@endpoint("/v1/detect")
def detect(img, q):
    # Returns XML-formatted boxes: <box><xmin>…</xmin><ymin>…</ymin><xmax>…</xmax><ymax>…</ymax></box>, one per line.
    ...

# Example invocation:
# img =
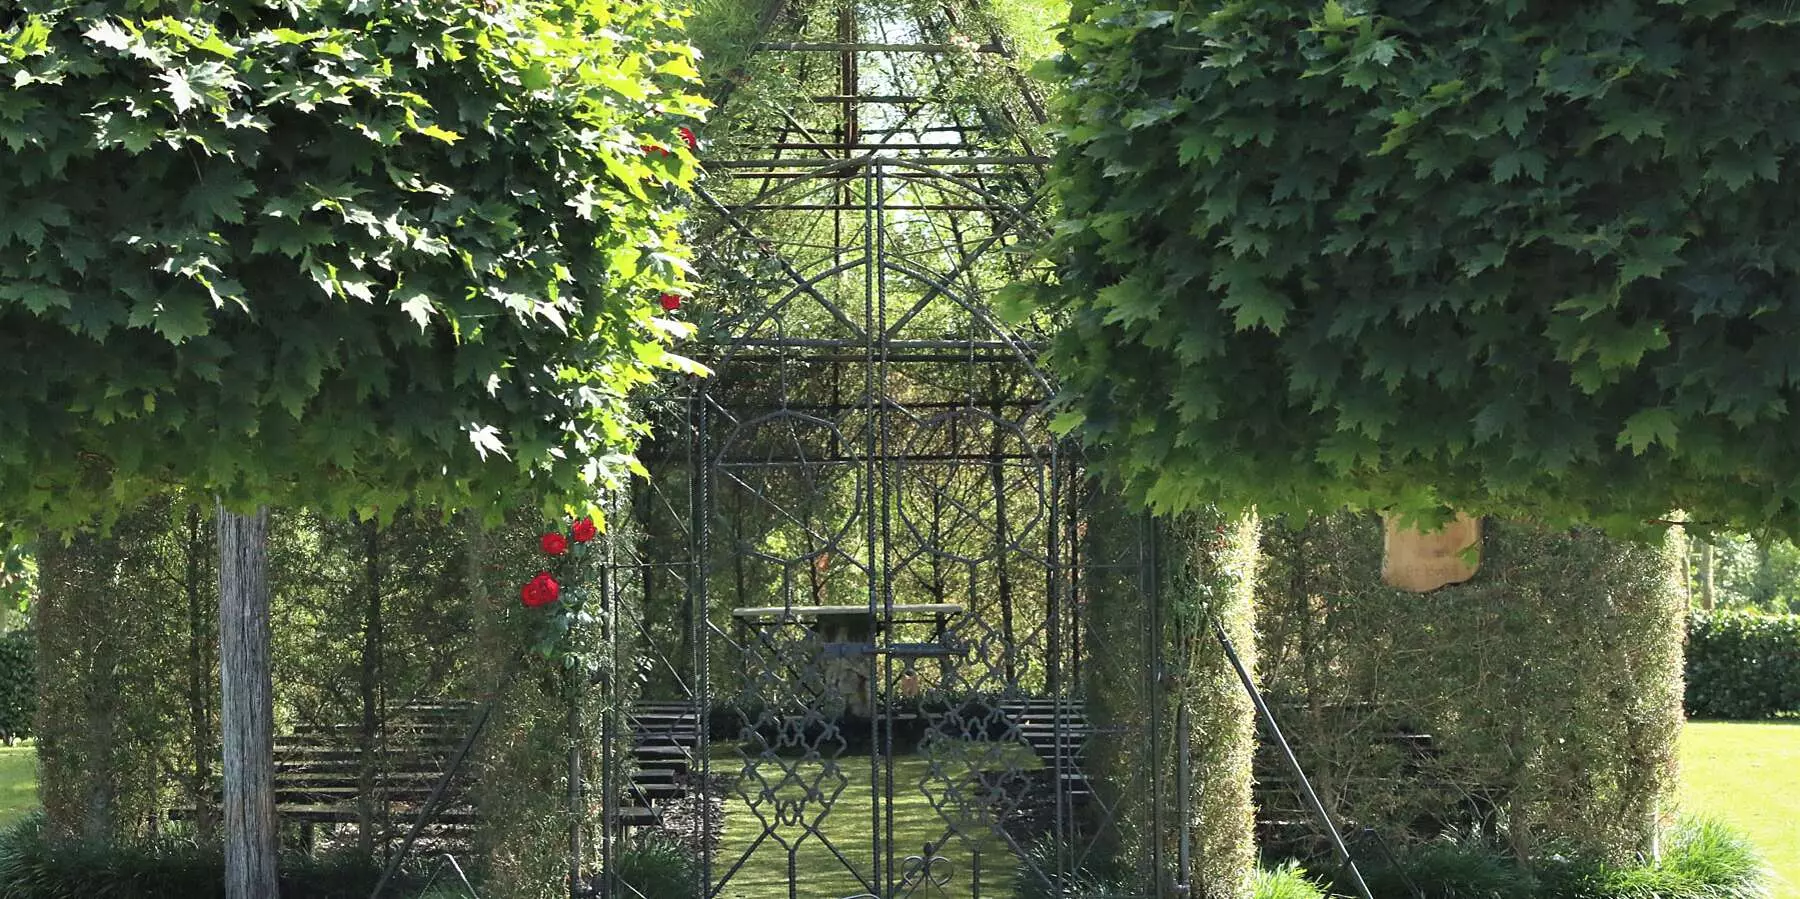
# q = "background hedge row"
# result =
<box><xmin>1685</xmin><ymin>609</ymin><xmax>1800</xmax><ymax>720</ymax></box>
<box><xmin>0</xmin><ymin>631</ymin><xmax>28</xmax><ymax>744</ymax></box>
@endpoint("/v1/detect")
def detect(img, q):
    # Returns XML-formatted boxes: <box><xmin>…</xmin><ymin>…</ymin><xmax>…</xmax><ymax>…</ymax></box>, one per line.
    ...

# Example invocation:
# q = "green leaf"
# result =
<box><xmin>1617</xmin><ymin>408</ymin><xmax>1679</xmax><ymax>455</ymax></box>
<box><xmin>157</xmin><ymin>70</ymin><xmax>201</xmax><ymax>113</ymax></box>
<box><xmin>83</xmin><ymin>20</ymin><xmax>132</xmax><ymax>51</ymax></box>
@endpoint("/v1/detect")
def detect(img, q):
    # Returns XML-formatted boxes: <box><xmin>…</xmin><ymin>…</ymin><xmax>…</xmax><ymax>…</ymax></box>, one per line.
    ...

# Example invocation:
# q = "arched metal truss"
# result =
<box><xmin>596</xmin><ymin>4</ymin><xmax>1177</xmax><ymax>898</ymax></box>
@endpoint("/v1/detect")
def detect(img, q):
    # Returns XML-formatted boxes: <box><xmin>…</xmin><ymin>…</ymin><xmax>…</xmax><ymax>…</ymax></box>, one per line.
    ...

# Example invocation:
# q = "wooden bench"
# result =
<box><xmin>173</xmin><ymin>701</ymin><xmax>481</xmax><ymax>847</ymax></box>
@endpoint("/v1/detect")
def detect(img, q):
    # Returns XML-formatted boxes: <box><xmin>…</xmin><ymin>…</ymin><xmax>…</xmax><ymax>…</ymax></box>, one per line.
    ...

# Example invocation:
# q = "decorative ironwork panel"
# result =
<box><xmin>598</xmin><ymin>4</ymin><xmax>1173</xmax><ymax>898</ymax></box>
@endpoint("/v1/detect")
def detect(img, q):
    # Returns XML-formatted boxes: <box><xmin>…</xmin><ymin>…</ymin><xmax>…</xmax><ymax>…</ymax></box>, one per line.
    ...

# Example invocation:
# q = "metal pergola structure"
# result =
<box><xmin>591</xmin><ymin>3</ymin><xmax>1181</xmax><ymax>899</ymax></box>
<box><xmin>374</xmin><ymin>5</ymin><xmax>1382</xmax><ymax>898</ymax></box>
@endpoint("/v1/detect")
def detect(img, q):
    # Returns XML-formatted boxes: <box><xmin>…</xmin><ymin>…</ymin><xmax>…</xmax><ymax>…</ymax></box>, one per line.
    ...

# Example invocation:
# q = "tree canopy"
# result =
<box><xmin>1025</xmin><ymin>0</ymin><xmax>1800</xmax><ymax>537</ymax></box>
<box><xmin>0</xmin><ymin>0</ymin><xmax>705</xmax><ymax>534</ymax></box>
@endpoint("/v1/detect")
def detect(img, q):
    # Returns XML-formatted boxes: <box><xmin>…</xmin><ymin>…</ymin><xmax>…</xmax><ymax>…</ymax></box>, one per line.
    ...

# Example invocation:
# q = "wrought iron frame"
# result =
<box><xmin>366</xmin><ymin>7</ymin><xmax>1403</xmax><ymax>899</ymax></box>
<box><xmin>594</xmin><ymin>3</ymin><xmax>1178</xmax><ymax>899</ymax></box>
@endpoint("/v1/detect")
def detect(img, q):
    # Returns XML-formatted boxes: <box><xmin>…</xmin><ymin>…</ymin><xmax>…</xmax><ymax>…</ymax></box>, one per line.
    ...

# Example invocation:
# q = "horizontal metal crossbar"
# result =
<box><xmin>709</xmin><ymin>154</ymin><xmax>1051</xmax><ymax>169</ymax></box>
<box><xmin>714</xmin><ymin>337</ymin><xmax>1045</xmax><ymax>351</ymax></box>
<box><xmin>756</xmin><ymin>41</ymin><xmax>1004</xmax><ymax>53</ymax></box>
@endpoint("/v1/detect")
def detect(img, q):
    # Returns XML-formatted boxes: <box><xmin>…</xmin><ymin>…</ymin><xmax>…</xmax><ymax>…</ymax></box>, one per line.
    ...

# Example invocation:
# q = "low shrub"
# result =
<box><xmin>1010</xmin><ymin>839</ymin><xmax>1133</xmax><ymax>899</ymax></box>
<box><xmin>1319</xmin><ymin>818</ymin><xmax>1769</xmax><ymax>899</ymax></box>
<box><xmin>1539</xmin><ymin>818</ymin><xmax>1769</xmax><ymax>899</ymax></box>
<box><xmin>1686</xmin><ymin>611</ymin><xmax>1800</xmax><ymax>720</ymax></box>
<box><xmin>1254</xmin><ymin>862</ymin><xmax>1332</xmax><ymax>899</ymax></box>
<box><xmin>1358</xmin><ymin>838</ymin><xmax>1540</xmax><ymax>899</ymax></box>
<box><xmin>605</xmin><ymin>835</ymin><xmax>703</xmax><ymax>899</ymax></box>
<box><xmin>0</xmin><ymin>814</ymin><xmax>436</xmax><ymax>898</ymax></box>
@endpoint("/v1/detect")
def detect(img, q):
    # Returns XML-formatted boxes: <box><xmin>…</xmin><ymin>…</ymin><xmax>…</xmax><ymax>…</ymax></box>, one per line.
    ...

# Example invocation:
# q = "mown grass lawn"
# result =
<box><xmin>711</xmin><ymin>742</ymin><xmax>1048</xmax><ymax>899</ymax></box>
<box><xmin>0</xmin><ymin>745</ymin><xmax>33</xmax><ymax>828</ymax></box>
<box><xmin>1679</xmin><ymin>720</ymin><xmax>1800</xmax><ymax>899</ymax></box>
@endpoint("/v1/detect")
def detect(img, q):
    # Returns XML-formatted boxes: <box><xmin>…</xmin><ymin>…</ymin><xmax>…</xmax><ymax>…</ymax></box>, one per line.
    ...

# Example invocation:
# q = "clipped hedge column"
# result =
<box><xmin>1084</xmin><ymin>491</ymin><xmax>1259</xmax><ymax>898</ymax></box>
<box><xmin>1163</xmin><ymin>512</ymin><xmax>1261</xmax><ymax>899</ymax></box>
<box><xmin>1256</xmin><ymin>515</ymin><xmax>1685</xmax><ymax>864</ymax></box>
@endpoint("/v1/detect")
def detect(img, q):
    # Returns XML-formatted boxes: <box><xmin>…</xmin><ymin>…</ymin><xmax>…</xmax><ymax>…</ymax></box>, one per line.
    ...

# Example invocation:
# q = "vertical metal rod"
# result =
<box><xmin>1175</xmin><ymin>700</ymin><xmax>1192</xmax><ymax>897</ymax></box>
<box><xmin>598</xmin><ymin>538</ymin><xmax>618</xmax><ymax>899</ymax></box>
<box><xmin>693</xmin><ymin>382</ymin><xmax>715</xmax><ymax>897</ymax></box>
<box><xmin>856</xmin><ymin>44</ymin><xmax>887</xmax><ymax>895</ymax></box>
<box><xmin>1144</xmin><ymin>514</ymin><xmax>1168</xmax><ymax>898</ymax></box>
<box><xmin>1045</xmin><ymin>452</ymin><xmax>1067</xmax><ymax>883</ymax></box>
<box><xmin>1206</xmin><ymin>613</ymin><xmax>1377</xmax><ymax>899</ymax></box>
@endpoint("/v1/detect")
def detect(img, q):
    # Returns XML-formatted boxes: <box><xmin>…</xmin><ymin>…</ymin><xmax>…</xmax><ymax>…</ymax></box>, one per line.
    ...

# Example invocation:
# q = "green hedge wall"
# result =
<box><xmin>0</xmin><ymin>630</ymin><xmax>30</xmax><ymax>743</ymax></box>
<box><xmin>1255</xmin><ymin>514</ymin><xmax>1686</xmax><ymax>865</ymax></box>
<box><xmin>1685</xmin><ymin>610</ymin><xmax>1800</xmax><ymax>720</ymax></box>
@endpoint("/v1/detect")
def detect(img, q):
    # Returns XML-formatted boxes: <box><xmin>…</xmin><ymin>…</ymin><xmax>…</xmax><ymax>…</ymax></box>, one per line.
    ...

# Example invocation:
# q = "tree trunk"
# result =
<box><xmin>218</xmin><ymin>503</ymin><xmax>278</xmax><ymax>899</ymax></box>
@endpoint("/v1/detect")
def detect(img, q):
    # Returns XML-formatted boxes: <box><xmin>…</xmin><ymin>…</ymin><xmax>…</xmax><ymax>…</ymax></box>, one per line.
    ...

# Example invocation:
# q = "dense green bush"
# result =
<box><xmin>0</xmin><ymin>814</ymin><xmax>438</xmax><ymax>898</ymax></box>
<box><xmin>1256</xmin><ymin>515</ymin><xmax>1685</xmax><ymax>863</ymax></box>
<box><xmin>0</xmin><ymin>632</ymin><xmax>29</xmax><ymax>744</ymax></box>
<box><xmin>1360</xmin><ymin>839</ymin><xmax>1540</xmax><ymax>899</ymax></box>
<box><xmin>1535</xmin><ymin>818</ymin><xmax>1769</xmax><ymax>899</ymax></box>
<box><xmin>1336</xmin><ymin>818</ymin><xmax>1769</xmax><ymax>899</ymax></box>
<box><xmin>1028</xmin><ymin>0</ymin><xmax>1800</xmax><ymax>541</ymax></box>
<box><xmin>1685</xmin><ymin>610</ymin><xmax>1800</xmax><ymax>720</ymax></box>
<box><xmin>1010</xmin><ymin>837</ymin><xmax>1134</xmax><ymax>899</ymax></box>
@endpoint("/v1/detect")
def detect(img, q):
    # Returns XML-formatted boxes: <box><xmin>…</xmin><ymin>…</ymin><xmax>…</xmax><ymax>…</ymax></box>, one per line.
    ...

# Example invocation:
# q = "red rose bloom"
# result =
<box><xmin>520</xmin><ymin>572</ymin><xmax>560</xmax><ymax>608</ymax></box>
<box><xmin>541</xmin><ymin>532</ymin><xmax>568</xmax><ymax>556</ymax></box>
<box><xmin>659</xmin><ymin>293</ymin><xmax>682</xmax><ymax>311</ymax></box>
<box><xmin>680</xmin><ymin>127</ymin><xmax>698</xmax><ymax>152</ymax></box>
<box><xmin>571</xmin><ymin>517</ymin><xmax>598</xmax><ymax>543</ymax></box>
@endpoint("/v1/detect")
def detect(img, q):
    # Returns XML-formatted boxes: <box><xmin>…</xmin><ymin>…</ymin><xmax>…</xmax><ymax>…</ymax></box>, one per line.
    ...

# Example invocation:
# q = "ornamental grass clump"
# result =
<box><xmin>1540</xmin><ymin>818</ymin><xmax>1771</xmax><ymax>899</ymax></box>
<box><xmin>1253</xmin><ymin>862</ymin><xmax>1332</xmax><ymax>899</ymax></box>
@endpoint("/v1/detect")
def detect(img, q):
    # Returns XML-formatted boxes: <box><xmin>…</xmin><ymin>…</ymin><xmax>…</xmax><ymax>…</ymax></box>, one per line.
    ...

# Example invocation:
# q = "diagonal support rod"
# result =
<box><xmin>1205</xmin><ymin>611</ymin><xmax>1378</xmax><ymax>899</ymax></box>
<box><xmin>368</xmin><ymin>701</ymin><xmax>494</xmax><ymax>899</ymax></box>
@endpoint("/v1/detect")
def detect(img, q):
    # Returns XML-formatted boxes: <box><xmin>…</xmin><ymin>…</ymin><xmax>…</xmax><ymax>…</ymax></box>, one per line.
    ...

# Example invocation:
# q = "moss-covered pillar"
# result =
<box><xmin>34</xmin><ymin>497</ymin><xmax>187</xmax><ymax>842</ymax></box>
<box><xmin>467</xmin><ymin>512</ymin><xmax>565</xmax><ymax>899</ymax></box>
<box><xmin>35</xmin><ymin>530</ymin><xmax>125</xmax><ymax>841</ymax></box>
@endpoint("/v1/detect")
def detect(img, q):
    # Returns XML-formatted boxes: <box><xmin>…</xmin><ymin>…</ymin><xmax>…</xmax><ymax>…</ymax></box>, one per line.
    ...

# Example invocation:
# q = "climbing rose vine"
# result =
<box><xmin>519</xmin><ymin>515</ymin><xmax>605</xmax><ymax>658</ymax></box>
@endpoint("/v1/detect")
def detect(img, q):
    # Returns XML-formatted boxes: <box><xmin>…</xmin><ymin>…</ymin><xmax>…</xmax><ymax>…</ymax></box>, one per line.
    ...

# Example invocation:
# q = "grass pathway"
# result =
<box><xmin>710</xmin><ymin>748</ymin><xmax>1044</xmax><ymax>899</ymax></box>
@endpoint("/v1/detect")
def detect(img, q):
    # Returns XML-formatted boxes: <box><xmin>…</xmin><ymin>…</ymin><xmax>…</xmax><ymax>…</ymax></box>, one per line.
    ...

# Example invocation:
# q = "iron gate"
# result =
<box><xmin>599</xmin><ymin>4</ymin><xmax>1176</xmax><ymax>897</ymax></box>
